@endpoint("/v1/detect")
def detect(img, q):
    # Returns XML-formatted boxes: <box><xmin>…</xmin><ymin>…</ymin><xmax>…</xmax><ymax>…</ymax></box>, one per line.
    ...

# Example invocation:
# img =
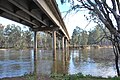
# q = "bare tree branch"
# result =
<box><xmin>103</xmin><ymin>1</ymin><xmax>120</xmax><ymax>29</ymax></box>
<box><xmin>84</xmin><ymin>20</ymin><xmax>91</xmax><ymax>29</ymax></box>
<box><xmin>111</xmin><ymin>0</ymin><xmax>117</xmax><ymax>11</ymax></box>
<box><xmin>80</xmin><ymin>0</ymin><xmax>94</xmax><ymax>10</ymax></box>
<box><xmin>116</xmin><ymin>0</ymin><xmax>120</xmax><ymax>14</ymax></box>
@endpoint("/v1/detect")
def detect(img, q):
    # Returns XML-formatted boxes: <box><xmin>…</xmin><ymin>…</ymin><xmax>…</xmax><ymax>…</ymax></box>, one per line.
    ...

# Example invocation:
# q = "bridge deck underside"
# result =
<box><xmin>0</xmin><ymin>0</ymin><xmax>69</xmax><ymax>40</ymax></box>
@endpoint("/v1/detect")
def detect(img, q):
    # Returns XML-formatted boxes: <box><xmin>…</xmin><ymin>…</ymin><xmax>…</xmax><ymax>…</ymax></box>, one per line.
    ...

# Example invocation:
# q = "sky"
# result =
<box><xmin>0</xmin><ymin>0</ymin><xmax>97</xmax><ymax>37</ymax></box>
<box><xmin>56</xmin><ymin>0</ymin><xmax>97</xmax><ymax>37</ymax></box>
<box><xmin>0</xmin><ymin>17</ymin><xmax>26</xmax><ymax>28</ymax></box>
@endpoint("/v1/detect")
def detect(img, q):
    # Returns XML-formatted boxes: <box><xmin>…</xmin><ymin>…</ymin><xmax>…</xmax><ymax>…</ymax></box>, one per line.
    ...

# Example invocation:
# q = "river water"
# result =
<box><xmin>0</xmin><ymin>48</ymin><xmax>117</xmax><ymax>78</ymax></box>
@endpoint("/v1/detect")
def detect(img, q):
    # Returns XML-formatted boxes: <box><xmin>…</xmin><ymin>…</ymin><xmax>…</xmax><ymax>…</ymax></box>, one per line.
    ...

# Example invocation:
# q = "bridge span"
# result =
<box><xmin>0</xmin><ymin>0</ymin><xmax>70</xmax><ymax>60</ymax></box>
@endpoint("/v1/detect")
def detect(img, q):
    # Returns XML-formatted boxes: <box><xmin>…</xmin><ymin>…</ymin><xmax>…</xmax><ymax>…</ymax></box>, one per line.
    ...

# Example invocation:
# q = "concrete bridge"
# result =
<box><xmin>0</xmin><ymin>0</ymin><xmax>70</xmax><ymax>60</ymax></box>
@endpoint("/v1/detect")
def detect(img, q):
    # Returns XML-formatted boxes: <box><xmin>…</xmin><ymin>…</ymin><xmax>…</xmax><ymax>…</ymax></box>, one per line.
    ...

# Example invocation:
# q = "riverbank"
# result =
<box><xmin>69</xmin><ymin>45</ymin><xmax>113</xmax><ymax>49</ymax></box>
<box><xmin>1</xmin><ymin>74</ymin><xmax>52</xmax><ymax>80</ymax></box>
<box><xmin>51</xmin><ymin>73</ymin><xmax>120</xmax><ymax>80</ymax></box>
<box><xmin>1</xmin><ymin>73</ymin><xmax>120</xmax><ymax>80</ymax></box>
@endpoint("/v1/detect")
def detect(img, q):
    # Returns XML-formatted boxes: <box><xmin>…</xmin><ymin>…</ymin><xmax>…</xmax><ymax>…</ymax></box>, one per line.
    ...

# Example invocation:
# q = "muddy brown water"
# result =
<box><xmin>0</xmin><ymin>48</ymin><xmax>117</xmax><ymax>78</ymax></box>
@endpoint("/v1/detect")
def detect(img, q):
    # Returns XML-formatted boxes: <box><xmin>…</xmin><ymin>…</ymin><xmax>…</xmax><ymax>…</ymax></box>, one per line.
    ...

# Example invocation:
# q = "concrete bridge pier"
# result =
<box><xmin>58</xmin><ymin>40</ymin><xmax>61</xmax><ymax>50</ymax></box>
<box><xmin>64</xmin><ymin>38</ymin><xmax>67</xmax><ymax>61</ymax></box>
<box><xmin>34</xmin><ymin>31</ymin><xmax>37</xmax><ymax>62</ymax></box>
<box><xmin>62</xmin><ymin>36</ymin><xmax>69</xmax><ymax>61</ymax></box>
<box><xmin>52</xmin><ymin>30</ymin><xmax>57</xmax><ymax>61</ymax></box>
<box><xmin>62</xmin><ymin>36</ymin><xmax>65</xmax><ymax>51</ymax></box>
<box><xmin>67</xmin><ymin>41</ymin><xmax>70</xmax><ymax>58</ymax></box>
<box><xmin>33</xmin><ymin>31</ymin><xmax>38</xmax><ymax>79</ymax></box>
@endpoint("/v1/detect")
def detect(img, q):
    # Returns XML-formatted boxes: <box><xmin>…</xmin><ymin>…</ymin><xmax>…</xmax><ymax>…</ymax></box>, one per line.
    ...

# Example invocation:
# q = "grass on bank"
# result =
<box><xmin>50</xmin><ymin>73</ymin><xmax>120</xmax><ymax>80</ymax></box>
<box><xmin>1</xmin><ymin>73</ymin><xmax>120</xmax><ymax>80</ymax></box>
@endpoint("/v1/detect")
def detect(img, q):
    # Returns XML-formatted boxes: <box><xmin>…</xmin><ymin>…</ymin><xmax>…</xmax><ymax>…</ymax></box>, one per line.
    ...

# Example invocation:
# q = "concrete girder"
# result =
<box><xmin>0</xmin><ymin>5</ymin><xmax>38</xmax><ymax>27</ymax></box>
<box><xmin>8</xmin><ymin>0</ymin><xmax>50</xmax><ymax>27</ymax></box>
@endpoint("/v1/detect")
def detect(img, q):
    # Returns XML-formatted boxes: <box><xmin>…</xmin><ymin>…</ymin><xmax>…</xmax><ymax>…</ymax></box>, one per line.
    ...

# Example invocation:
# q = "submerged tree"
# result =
<box><xmin>60</xmin><ymin>0</ymin><xmax>120</xmax><ymax>76</ymax></box>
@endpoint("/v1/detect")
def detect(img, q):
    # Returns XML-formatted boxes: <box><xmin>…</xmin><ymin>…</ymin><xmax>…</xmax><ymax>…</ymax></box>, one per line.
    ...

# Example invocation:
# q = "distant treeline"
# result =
<box><xmin>0</xmin><ymin>24</ymin><xmax>60</xmax><ymax>50</ymax></box>
<box><xmin>70</xmin><ymin>25</ymin><xmax>112</xmax><ymax>46</ymax></box>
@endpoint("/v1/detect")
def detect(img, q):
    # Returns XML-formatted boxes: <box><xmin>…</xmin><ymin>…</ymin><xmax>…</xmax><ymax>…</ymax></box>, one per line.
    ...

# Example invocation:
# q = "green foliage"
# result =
<box><xmin>0</xmin><ymin>24</ymin><xmax>5</xmax><ymax>48</ymax></box>
<box><xmin>4</xmin><ymin>24</ymin><xmax>21</xmax><ymax>48</ymax></box>
<box><xmin>71</xmin><ymin>25</ymin><xmax>111</xmax><ymax>46</ymax></box>
<box><xmin>71</xmin><ymin>26</ymin><xmax>88</xmax><ymax>45</ymax></box>
<box><xmin>51</xmin><ymin>73</ymin><xmax>120</xmax><ymax>80</ymax></box>
<box><xmin>24</xmin><ymin>73</ymin><xmax>36</xmax><ymax>80</ymax></box>
<box><xmin>80</xmin><ymin>30</ymin><xmax>88</xmax><ymax>45</ymax></box>
<box><xmin>22</xmin><ymin>30</ymin><xmax>33</xmax><ymax>48</ymax></box>
<box><xmin>88</xmin><ymin>25</ymin><xmax>112</xmax><ymax>45</ymax></box>
<box><xmin>37</xmin><ymin>32</ymin><xmax>52</xmax><ymax>49</ymax></box>
<box><xmin>0</xmin><ymin>24</ymin><xmax>54</xmax><ymax>50</ymax></box>
<box><xmin>0</xmin><ymin>24</ymin><xmax>33</xmax><ymax>49</ymax></box>
<box><xmin>88</xmin><ymin>25</ymin><xmax>103</xmax><ymax>44</ymax></box>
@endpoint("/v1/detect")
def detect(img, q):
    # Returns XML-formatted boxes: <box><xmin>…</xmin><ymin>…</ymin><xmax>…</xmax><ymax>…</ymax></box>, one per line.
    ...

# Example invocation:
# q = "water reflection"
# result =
<box><xmin>51</xmin><ymin>51</ymin><xmax>68</xmax><ymax>74</ymax></box>
<box><xmin>69</xmin><ymin>49</ymin><xmax>117</xmax><ymax>77</ymax></box>
<box><xmin>0</xmin><ymin>48</ymin><xmax>117</xmax><ymax>78</ymax></box>
<box><xmin>0</xmin><ymin>49</ymin><xmax>34</xmax><ymax>78</ymax></box>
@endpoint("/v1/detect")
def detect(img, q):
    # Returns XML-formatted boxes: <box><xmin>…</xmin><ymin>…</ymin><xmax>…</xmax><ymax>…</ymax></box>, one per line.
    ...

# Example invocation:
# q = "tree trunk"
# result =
<box><xmin>112</xmin><ymin>35</ymin><xmax>120</xmax><ymax>76</ymax></box>
<box><xmin>115</xmin><ymin>54</ymin><xmax>120</xmax><ymax>76</ymax></box>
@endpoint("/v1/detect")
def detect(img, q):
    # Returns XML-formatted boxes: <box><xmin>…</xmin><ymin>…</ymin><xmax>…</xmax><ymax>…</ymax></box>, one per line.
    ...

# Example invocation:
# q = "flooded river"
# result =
<box><xmin>0</xmin><ymin>48</ymin><xmax>117</xmax><ymax>78</ymax></box>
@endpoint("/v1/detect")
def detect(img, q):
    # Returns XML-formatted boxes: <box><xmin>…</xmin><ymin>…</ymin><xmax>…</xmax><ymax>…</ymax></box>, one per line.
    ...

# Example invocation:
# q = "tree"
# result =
<box><xmin>60</xmin><ymin>0</ymin><xmax>120</xmax><ymax>76</ymax></box>
<box><xmin>37</xmin><ymin>32</ymin><xmax>52</xmax><ymax>49</ymax></box>
<box><xmin>88</xmin><ymin>25</ymin><xmax>103</xmax><ymax>45</ymax></box>
<box><xmin>71</xmin><ymin>26</ymin><xmax>82</xmax><ymax>45</ymax></box>
<box><xmin>72</xmin><ymin>29</ymin><xmax>78</xmax><ymax>45</ymax></box>
<box><xmin>22</xmin><ymin>30</ymin><xmax>32</xmax><ymax>48</ymax></box>
<box><xmin>3</xmin><ymin>24</ymin><xmax>32</xmax><ymax>49</ymax></box>
<box><xmin>0</xmin><ymin>24</ymin><xmax>5</xmax><ymax>47</ymax></box>
<box><xmin>81</xmin><ymin>30</ymin><xmax>88</xmax><ymax>45</ymax></box>
<box><xmin>4</xmin><ymin>24</ymin><xmax>21</xmax><ymax>48</ymax></box>
<box><xmin>71</xmin><ymin>26</ymin><xmax>88</xmax><ymax>45</ymax></box>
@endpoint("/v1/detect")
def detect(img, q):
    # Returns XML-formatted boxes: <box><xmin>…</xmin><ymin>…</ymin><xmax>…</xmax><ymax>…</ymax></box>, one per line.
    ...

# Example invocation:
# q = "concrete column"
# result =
<box><xmin>53</xmin><ymin>61</ymin><xmax>57</xmax><ymax>73</ymax></box>
<box><xmin>62</xmin><ymin>36</ymin><xmax>65</xmax><ymax>51</ymax></box>
<box><xmin>33</xmin><ymin>31</ymin><xmax>37</xmax><ymax>79</ymax></box>
<box><xmin>67</xmin><ymin>41</ymin><xmax>70</xmax><ymax>58</ymax></box>
<box><xmin>64</xmin><ymin>39</ymin><xmax>67</xmax><ymax>61</ymax></box>
<box><xmin>34</xmin><ymin>31</ymin><xmax>37</xmax><ymax>62</ymax></box>
<box><xmin>62</xmin><ymin>51</ymin><xmax>65</xmax><ymax>73</ymax></box>
<box><xmin>66</xmin><ymin>39</ymin><xmax>67</xmax><ymax>49</ymax></box>
<box><xmin>58</xmin><ymin>40</ymin><xmax>61</xmax><ymax>50</ymax></box>
<box><xmin>52</xmin><ymin>31</ymin><xmax>56</xmax><ymax>60</ymax></box>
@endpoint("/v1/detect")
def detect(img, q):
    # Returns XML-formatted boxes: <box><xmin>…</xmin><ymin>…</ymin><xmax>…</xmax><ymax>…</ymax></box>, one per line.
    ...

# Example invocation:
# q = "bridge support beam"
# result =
<box><xmin>67</xmin><ymin>41</ymin><xmax>70</xmax><ymax>58</ymax></box>
<box><xmin>58</xmin><ymin>40</ymin><xmax>61</xmax><ymax>50</ymax></box>
<box><xmin>33</xmin><ymin>31</ymin><xmax>37</xmax><ymax>80</ymax></box>
<box><xmin>64</xmin><ymin>39</ymin><xmax>67</xmax><ymax>61</ymax></box>
<box><xmin>52</xmin><ymin>30</ymin><xmax>56</xmax><ymax>60</ymax></box>
<box><xmin>62</xmin><ymin>36</ymin><xmax>65</xmax><ymax>51</ymax></box>
<box><xmin>34</xmin><ymin>31</ymin><xmax>37</xmax><ymax>62</ymax></box>
<box><xmin>62</xmin><ymin>37</ymin><xmax>69</xmax><ymax>61</ymax></box>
